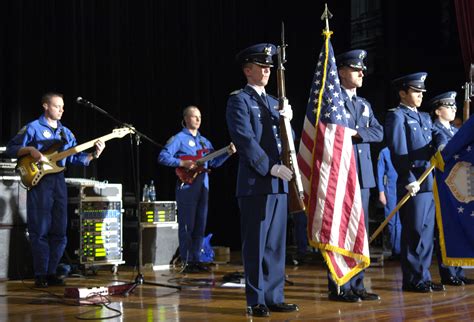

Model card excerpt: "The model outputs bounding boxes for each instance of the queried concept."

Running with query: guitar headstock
[112,127,135,138]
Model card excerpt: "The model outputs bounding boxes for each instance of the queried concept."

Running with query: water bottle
[149,180,156,201]
[142,184,149,202]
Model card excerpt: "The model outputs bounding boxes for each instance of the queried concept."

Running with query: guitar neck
[51,132,120,161]
[196,145,229,164]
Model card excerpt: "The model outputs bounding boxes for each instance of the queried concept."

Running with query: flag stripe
[297,32,369,285]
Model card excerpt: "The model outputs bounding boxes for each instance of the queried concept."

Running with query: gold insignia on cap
[420,75,427,81]
[359,51,366,59]
[264,46,272,55]
[450,93,456,98]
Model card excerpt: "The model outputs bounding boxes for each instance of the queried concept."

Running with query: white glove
[438,144,446,151]
[279,103,293,121]
[405,181,420,196]
[270,164,293,181]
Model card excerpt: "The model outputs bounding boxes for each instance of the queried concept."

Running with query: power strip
[64,286,109,299]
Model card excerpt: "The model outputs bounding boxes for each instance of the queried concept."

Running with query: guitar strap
[57,127,68,143]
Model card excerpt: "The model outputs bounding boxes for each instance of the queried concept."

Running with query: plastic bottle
[149,180,156,202]
[142,184,149,202]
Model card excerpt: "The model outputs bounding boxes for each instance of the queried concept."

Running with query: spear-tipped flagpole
[321,3,333,33]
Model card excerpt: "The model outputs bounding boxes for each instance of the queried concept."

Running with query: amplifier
[67,181,124,268]
[0,159,17,175]
[139,201,177,223]
[140,222,179,270]
[79,201,123,265]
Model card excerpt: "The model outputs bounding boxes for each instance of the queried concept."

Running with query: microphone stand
[77,97,181,294]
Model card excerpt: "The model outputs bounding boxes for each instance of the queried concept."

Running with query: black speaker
[140,223,179,269]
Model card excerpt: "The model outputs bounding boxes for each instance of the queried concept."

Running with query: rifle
[276,22,305,214]
[462,63,473,123]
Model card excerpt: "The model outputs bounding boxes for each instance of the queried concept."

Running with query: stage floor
[1,255,474,321]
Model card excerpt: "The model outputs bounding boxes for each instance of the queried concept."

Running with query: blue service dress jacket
[433,120,458,140]
[384,105,446,192]
[226,85,288,196]
[341,90,383,189]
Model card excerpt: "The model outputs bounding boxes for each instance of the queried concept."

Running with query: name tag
[407,120,417,124]
[251,106,259,109]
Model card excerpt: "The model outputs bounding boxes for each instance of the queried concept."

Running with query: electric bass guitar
[16,127,133,189]
[175,144,231,185]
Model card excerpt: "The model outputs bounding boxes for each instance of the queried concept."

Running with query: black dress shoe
[328,290,361,302]
[353,289,380,301]
[441,276,463,286]
[402,283,431,293]
[246,304,270,317]
[267,302,299,312]
[46,275,65,286]
[34,276,48,288]
[458,277,474,285]
[425,281,445,292]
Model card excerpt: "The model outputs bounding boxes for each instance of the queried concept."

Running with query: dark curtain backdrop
[0,0,464,249]
[454,0,474,77]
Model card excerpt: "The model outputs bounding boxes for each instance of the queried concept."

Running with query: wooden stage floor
[1,256,474,321]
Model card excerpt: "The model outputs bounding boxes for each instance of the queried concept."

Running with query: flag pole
[368,163,436,244]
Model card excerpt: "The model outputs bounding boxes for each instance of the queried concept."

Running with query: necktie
[260,92,267,106]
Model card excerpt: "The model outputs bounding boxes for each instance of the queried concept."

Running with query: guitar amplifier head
[67,181,122,203]
[139,201,177,223]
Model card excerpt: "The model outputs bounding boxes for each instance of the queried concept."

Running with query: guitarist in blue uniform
[385,73,446,293]
[6,92,105,288]
[429,91,474,286]
[158,105,236,273]
[226,43,298,317]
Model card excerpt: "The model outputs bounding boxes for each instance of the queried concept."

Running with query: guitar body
[16,143,65,188]
[175,150,210,185]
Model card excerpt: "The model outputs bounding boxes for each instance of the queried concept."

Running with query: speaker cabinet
[0,226,33,280]
[140,223,179,270]
[0,178,27,225]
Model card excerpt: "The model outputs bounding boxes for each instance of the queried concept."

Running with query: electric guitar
[175,144,231,185]
[16,127,133,189]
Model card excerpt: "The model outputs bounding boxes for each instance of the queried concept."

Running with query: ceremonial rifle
[276,22,305,214]
[462,63,473,123]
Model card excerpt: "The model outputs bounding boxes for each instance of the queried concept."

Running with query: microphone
[76,97,94,107]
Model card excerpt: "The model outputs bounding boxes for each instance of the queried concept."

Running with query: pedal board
[64,286,109,299]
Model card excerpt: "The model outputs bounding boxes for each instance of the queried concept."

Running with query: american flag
[297,34,370,285]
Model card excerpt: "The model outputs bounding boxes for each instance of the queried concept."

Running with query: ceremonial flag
[297,31,370,285]
[432,116,474,266]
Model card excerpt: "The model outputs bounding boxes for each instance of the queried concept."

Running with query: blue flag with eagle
[432,115,474,265]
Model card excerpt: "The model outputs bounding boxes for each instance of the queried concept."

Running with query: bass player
[158,105,236,273]
[6,92,105,288]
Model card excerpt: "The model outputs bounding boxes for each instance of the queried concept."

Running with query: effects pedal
[64,286,109,299]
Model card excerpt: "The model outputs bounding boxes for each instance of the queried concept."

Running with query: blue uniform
[328,89,383,294]
[226,85,288,307]
[432,121,466,281]
[158,128,229,263]
[376,147,401,256]
[6,115,91,278]
[385,105,446,288]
